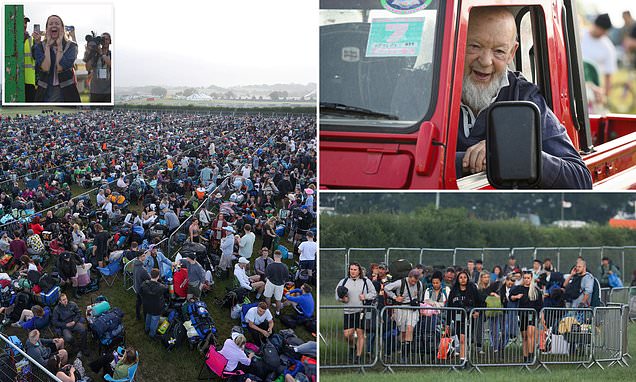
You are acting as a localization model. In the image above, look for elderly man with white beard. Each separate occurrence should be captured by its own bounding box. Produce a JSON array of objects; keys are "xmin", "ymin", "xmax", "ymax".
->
[{"xmin": 457, "ymin": 7, "xmax": 592, "ymax": 189}]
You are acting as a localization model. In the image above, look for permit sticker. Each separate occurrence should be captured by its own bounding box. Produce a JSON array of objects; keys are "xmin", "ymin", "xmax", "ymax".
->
[
  {"xmin": 381, "ymin": 0, "xmax": 432, "ymax": 14},
  {"xmin": 366, "ymin": 18, "xmax": 424, "ymax": 57},
  {"xmin": 342, "ymin": 47, "xmax": 361, "ymax": 62}
]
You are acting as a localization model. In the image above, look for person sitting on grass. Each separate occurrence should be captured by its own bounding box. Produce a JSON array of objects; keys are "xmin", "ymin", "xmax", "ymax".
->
[
  {"xmin": 245, "ymin": 302, "xmax": 274, "ymax": 346},
  {"xmin": 89, "ymin": 346, "xmax": 138, "ymax": 379},
  {"xmin": 12, "ymin": 304, "xmax": 51, "ymax": 330},
  {"xmin": 234, "ymin": 257, "xmax": 265, "ymax": 299},
  {"xmin": 26, "ymin": 329, "xmax": 67, "ymax": 368},
  {"xmin": 283, "ymin": 283, "xmax": 315, "ymax": 320},
  {"xmin": 46, "ymin": 354, "xmax": 76, "ymax": 382}
]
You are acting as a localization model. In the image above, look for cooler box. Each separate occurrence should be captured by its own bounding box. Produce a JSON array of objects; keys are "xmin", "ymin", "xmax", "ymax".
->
[{"xmin": 40, "ymin": 286, "xmax": 60, "ymax": 306}]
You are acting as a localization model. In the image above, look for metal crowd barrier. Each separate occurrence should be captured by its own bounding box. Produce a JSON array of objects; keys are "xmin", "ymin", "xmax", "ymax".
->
[
  {"xmin": 319, "ymin": 305, "xmax": 379, "ymax": 371},
  {"xmin": 536, "ymin": 307, "xmax": 594, "ymax": 370},
  {"xmin": 0, "ymin": 332, "xmax": 63, "ymax": 382},
  {"xmin": 379, "ymin": 305, "xmax": 467, "ymax": 373},
  {"xmin": 468, "ymin": 308, "xmax": 537, "ymax": 372},
  {"xmin": 590, "ymin": 306, "xmax": 623, "ymax": 369}
]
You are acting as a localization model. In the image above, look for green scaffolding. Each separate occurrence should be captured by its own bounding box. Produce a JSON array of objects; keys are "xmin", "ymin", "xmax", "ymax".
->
[{"xmin": 4, "ymin": 5, "xmax": 25, "ymax": 103}]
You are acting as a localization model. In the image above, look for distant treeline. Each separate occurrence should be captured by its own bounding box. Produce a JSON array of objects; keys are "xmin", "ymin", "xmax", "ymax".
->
[
  {"xmin": 115, "ymin": 103, "xmax": 315, "ymax": 114},
  {"xmin": 320, "ymin": 207, "xmax": 636, "ymax": 248}
]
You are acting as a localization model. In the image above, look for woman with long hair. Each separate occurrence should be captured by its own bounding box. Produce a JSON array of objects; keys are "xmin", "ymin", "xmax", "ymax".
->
[
  {"xmin": 33, "ymin": 15, "xmax": 80, "ymax": 102},
  {"xmin": 476, "ymin": 271, "xmax": 499, "ymax": 355},
  {"xmin": 446, "ymin": 270, "xmax": 484, "ymax": 361},
  {"xmin": 510, "ymin": 271, "xmax": 543, "ymax": 363}
]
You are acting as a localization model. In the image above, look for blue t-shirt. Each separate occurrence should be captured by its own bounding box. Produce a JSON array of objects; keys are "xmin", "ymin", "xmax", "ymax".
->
[{"xmin": 286, "ymin": 290, "xmax": 315, "ymax": 318}]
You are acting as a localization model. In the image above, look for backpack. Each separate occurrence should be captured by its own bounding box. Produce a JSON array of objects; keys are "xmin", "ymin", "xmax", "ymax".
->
[
  {"xmin": 590, "ymin": 277, "xmax": 602, "ymax": 308},
  {"xmin": 9, "ymin": 292, "xmax": 31, "ymax": 321},
  {"xmin": 425, "ymin": 287, "xmax": 447, "ymax": 303},
  {"xmin": 261, "ymin": 342, "xmax": 281, "ymax": 371},
  {"xmin": 91, "ymin": 308, "xmax": 124, "ymax": 338},
  {"xmin": 187, "ymin": 301, "xmax": 217, "ymax": 339},
  {"xmin": 390, "ymin": 259, "xmax": 413, "ymax": 280},
  {"xmin": 397, "ymin": 278, "xmax": 421, "ymax": 305},
  {"xmin": 564, "ymin": 274, "xmax": 583, "ymax": 302},
  {"xmin": 162, "ymin": 319, "xmax": 186, "ymax": 351}
]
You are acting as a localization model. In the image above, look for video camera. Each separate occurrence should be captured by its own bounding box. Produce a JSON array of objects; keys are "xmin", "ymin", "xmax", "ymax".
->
[
  {"xmin": 85, "ymin": 31, "xmax": 103, "ymax": 46},
  {"xmin": 83, "ymin": 31, "xmax": 102, "ymax": 64}
]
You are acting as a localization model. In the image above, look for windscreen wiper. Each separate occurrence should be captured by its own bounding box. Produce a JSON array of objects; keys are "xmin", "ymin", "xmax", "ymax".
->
[{"xmin": 320, "ymin": 102, "xmax": 399, "ymax": 120}]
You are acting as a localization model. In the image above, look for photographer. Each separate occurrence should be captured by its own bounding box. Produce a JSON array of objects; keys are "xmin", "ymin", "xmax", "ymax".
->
[
  {"xmin": 33, "ymin": 15, "xmax": 80, "ymax": 102},
  {"xmin": 84, "ymin": 32, "xmax": 111, "ymax": 103},
  {"xmin": 384, "ymin": 269, "xmax": 424, "ymax": 362}
]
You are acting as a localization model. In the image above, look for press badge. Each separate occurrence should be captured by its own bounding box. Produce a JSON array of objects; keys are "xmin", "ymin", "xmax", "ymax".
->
[
  {"xmin": 529, "ymin": 312, "xmax": 534, "ymax": 321},
  {"xmin": 456, "ymin": 313, "xmax": 462, "ymax": 321},
  {"xmin": 98, "ymin": 68, "xmax": 108, "ymax": 79}
]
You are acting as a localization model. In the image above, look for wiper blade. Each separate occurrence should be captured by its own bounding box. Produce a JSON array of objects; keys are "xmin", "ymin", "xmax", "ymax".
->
[{"xmin": 320, "ymin": 102, "xmax": 399, "ymax": 120}]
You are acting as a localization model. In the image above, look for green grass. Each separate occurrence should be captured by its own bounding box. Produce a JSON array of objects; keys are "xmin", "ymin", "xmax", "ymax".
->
[
  {"xmin": 0, "ymin": 106, "xmax": 79, "ymax": 117},
  {"xmin": 319, "ymin": 320, "xmax": 636, "ymax": 382}
]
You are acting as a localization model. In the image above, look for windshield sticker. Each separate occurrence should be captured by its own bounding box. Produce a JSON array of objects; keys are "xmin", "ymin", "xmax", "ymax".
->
[
  {"xmin": 342, "ymin": 47, "xmax": 361, "ymax": 62},
  {"xmin": 381, "ymin": 0, "xmax": 432, "ymax": 14},
  {"xmin": 366, "ymin": 18, "xmax": 424, "ymax": 57}
]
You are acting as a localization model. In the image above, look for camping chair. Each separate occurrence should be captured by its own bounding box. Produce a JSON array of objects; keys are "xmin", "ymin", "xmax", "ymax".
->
[
  {"xmin": 97, "ymin": 257, "xmax": 123, "ymax": 287},
  {"xmin": 197, "ymin": 345, "xmax": 244, "ymax": 380},
  {"xmin": 104, "ymin": 352, "xmax": 139, "ymax": 382},
  {"xmin": 240, "ymin": 302, "xmax": 259, "ymax": 329},
  {"xmin": 123, "ymin": 259, "xmax": 135, "ymax": 292}
]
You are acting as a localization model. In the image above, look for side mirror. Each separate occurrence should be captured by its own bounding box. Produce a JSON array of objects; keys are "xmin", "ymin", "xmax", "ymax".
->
[{"xmin": 486, "ymin": 101, "xmax": 542, "ymax": 189}]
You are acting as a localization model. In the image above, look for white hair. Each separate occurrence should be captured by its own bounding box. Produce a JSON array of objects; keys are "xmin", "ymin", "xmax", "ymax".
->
[{"xmin": 462, "ymin": 69, "xmax": 506, "ymax": 114}]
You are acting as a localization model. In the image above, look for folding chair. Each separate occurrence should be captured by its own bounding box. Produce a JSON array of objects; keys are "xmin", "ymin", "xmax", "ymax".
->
[
  {"xmin": 197, "ymin": 345, "xmax": 244, "ymax": 380},
  {"xmin": 104, "ymin": 357, "xmax": 139, "ymax": 382},
  {"xmin": 123, "ymin": 259, "xmax": 135, "ymax": 292},
  {"xmin": 97, "ymin": 258, "xmax": 123, "ymax": 287}
]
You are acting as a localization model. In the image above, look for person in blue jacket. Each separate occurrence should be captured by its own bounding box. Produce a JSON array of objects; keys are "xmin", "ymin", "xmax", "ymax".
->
[
  {"xmin": 283, "ymin": 283, "xmax": 315, "ymax": 319},
  {"xmin": 456, "ymin": 7, "xmax": 592, "ymax": 189},
  {"xmin": 143, "ymin": 244, "xmax": 173, "ymax": 277}
]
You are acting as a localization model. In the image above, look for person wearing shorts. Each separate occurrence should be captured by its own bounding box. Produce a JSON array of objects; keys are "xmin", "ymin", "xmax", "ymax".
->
[
  {"xmin": 264, "ymin": 250, "xmax": 289, "ymax": 315},
  {"xmin": 510, "ymin": 272, "xmax": 543, "ymax": 363},
  {"xmin": 383, "ymin": 270, "xmax": 423, "ymax": 361}
]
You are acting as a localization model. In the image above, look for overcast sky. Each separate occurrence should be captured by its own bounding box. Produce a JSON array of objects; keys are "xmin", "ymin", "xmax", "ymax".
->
[
  {"xmin": 578, "ymin": 0, "xmax": 636, "ymax": 27},
  {"xmin": 19, "ymin": 0, "xmax": 317, "ymax": 88}
]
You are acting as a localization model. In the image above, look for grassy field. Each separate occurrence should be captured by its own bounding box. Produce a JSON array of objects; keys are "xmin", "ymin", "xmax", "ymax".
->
[
  {"xmin": 320, "ymin": 317, "xmax": 636, "ymax": 382},
  {"xmin": 0, "ymin": 106, "xmax": 79, "ymax": 117}
]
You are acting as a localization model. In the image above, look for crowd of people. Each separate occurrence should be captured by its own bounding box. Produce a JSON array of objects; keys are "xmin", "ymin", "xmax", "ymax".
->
[
  {"xmin": 0, "ymin": 109, "xmax": 317, "ymax": 381},
  {"xmin": 336, "ymin": 255, "xmax": 617, "ymax": 366}
]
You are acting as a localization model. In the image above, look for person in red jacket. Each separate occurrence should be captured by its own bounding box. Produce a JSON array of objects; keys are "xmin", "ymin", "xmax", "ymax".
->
[{"xmin": 173, "ymin": 264, "xmax": 188, "ymax": 299}]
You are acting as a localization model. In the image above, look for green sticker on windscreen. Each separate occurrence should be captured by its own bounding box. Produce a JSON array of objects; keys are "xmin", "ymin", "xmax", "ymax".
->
[{"xmin": 366, "ymin": 18, "xmax": 424, "ymax": 57}]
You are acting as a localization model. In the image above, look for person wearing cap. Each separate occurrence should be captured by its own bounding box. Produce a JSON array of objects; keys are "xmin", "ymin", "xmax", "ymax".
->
[
  {"xmin": 237, "ymin": 224, "xmax": 255, "ymax": 259},
  {"xmin": 383, "ymin": 269, "xmax": 424, "ymax": 362},
  {"xmin": 581, "ymin": 13, "xmax": 617, "ymax": 99},
  {"xmin": 303, "ymin": 187, "xmax": 315, "ymax": 211},
  {"xmin": 219, "ymin": 225, "xmax": 236, "ymax": 276},
  {"xmin": 180, "ymin": 252, "xmax": 210, "ymax": 299},
  {"xmin": 234, "ymin": 257, "xmax": 265, "ymax": 299},
  {"xmin": 263, "ymin": 250, "xmax": 289, "ymax": 316},
  {"xmin": 143, "ymin": 244, "xmax": 173, "ymax": 277}
]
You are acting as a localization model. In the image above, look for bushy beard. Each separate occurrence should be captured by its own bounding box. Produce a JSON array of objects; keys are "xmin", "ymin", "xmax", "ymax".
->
[{"xmin": 462, "ymin": 69, "xmax": 506, "ymax": 114}]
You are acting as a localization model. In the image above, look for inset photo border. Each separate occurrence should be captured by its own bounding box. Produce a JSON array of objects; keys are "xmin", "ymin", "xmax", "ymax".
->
[{"xmin": 2, "ymin": 2, "xmax": 114, "ymax": 105}]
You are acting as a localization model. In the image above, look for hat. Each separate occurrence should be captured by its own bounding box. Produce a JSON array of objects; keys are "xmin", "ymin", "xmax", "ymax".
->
[
  {"xmin": 223, "ymin": 226, "xmax": 235, "ymax": 233},
  {"xmin": 231, "ymin": 332, "xmax": 241, "ymax": 341},
  {"xmin": 238, "ymin": 257, "xmax": 249, "ymax": 265},
  {"xmin": 150, "ymin": 203, "xmax": 156, "ymax": 211},
  {"xmin": 378, "ymin": 262, "xmax": 389, "ymax": 270},
  {"xmin": 304, "ymin": 188, "xmax": 314, "ymax": 195},
  {"xmin": 215, "ymin": 193, "xmax": 222, "ymax": 198},
  {"xmin": 149, "ymin": 244, "xmax": 156, "ymax": 251},
  {"xmin": 336, "ymin": 285, "xmax": 349, "ymax": 299},
  {"xmin": 24, "ymin": 17, "xmax": 30, "ymax": 22},
  {"xmin": 594, "ymin": 13, "xmax": 612, "ymax": 30},
  {"xmin": 300, "ymin": 205, "xmax": 309, "ymax": 210}
]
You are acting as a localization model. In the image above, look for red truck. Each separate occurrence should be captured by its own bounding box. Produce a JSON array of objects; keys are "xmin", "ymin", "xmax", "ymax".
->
[{"xmin": 319, "ymin": 0, "xmax": 636, "ymax": 189}]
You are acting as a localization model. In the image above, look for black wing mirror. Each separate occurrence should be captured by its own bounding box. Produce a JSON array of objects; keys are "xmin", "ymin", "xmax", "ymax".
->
[{"xmin": 486, "ymin": 101, "xmax": 542, "ymax": 189}]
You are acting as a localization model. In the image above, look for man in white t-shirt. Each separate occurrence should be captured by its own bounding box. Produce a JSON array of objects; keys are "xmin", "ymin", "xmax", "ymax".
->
[
  {"xmin": 298, "ymin": 231, "xmax": 317, "ymax": 275},
  {"xmin": 580, "ymin": 13, "xmax": 617, "ymax": 99},
  {"xmin": 237, "ymin": 224, "xmax": 255, "ymax": 259},
  {"xmin": 245, "ymin": 301, "xmax": 274, "ymax": 346}
]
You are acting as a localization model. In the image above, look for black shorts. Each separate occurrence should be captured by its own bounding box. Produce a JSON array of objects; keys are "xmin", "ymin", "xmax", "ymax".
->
[
  {"xmin": 343, "ymin": 312, "xmax": 365, "ymax": 330},
  {"xmin": 519, "ymin": 311, "xmax": 536, "ymax": 331}
]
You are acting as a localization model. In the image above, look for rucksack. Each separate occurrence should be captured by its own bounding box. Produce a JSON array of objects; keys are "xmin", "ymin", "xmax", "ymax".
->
[
  {"xmin": 92, "ymin": 308, "xmax": 124, "ymax": 338},
  {"xmin": 425, "ymin": 287, "xmax": 447, "ymax": 303},
  {"xmin": 261, "ymin": 342, "xmax": 281, "ymax": 371},
  {"xmin": 390, "ymin": 259, "xmax": 413, "ymax": 280},
  {"xmin": 9, "ymin": 292, "xmax": 31, "ymax": 321},
  {"xmin": 162, "ymin": 319, "xmax": 186, "ymax": 351},
  {"xmin": 268, "ymin": 333, "xmax": 284, "ymax": 353},
  {"xmin": 187, "ymin": 301, "xmax": 217, "ymax": 339},
  {"xmin": 564, "ymin": 274, "xmax": 583, "ymax": 302},
  {"xmin": 590, "ymin": 277, "xmax": 602, "ymax": 308}
]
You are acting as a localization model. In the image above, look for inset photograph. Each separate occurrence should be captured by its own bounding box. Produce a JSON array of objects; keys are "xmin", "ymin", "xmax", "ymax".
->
[
  {"xmin": 3, "ymin": 3, "xmax": 113, "ymax": 104},
  {"xmin": 320, "ymin": 192, "xmax": 636, "ymax": 379}
]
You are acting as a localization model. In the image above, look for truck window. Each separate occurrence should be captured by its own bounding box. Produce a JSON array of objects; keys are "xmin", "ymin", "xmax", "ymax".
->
[
  {"xmin": 320, "ymin": 0, "xmax": 441, "ymax": 131},
  {"xmin": 517, "ymin": 11, "xmax": 535, "ymax": 83}
]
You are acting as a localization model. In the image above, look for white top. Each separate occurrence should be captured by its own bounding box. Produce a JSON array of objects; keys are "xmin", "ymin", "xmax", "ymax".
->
[
  {"xmin": 238, "ymin": 232, "xmax": 255, "ymax": 259},
  {"xmin": 580, "ymin": 29, "xmax": 617, "ymax": 75},
  {"xmin": 298, "ymin": 240, "xmax": 317, "ymax": 261},
  {"xmin": 234, "ymin": 263, "xmax": 252, "ymax": 290},
  {"xmin": 245, "ymin": 306, "xmax": 273, "ymax": 325}
]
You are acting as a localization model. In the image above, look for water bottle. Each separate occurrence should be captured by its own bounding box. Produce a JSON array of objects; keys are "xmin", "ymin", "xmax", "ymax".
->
[{"xmin": 168, "ymin": 277, "xmax": 174, "ymax": 296}]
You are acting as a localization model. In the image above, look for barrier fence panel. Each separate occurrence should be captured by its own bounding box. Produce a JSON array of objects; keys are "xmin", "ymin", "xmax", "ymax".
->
[
  {"xmin": 620, "ymin": 304, "xmax": 631, "ymax": 364},
  {"xmin": 483, "ymin": 248, "xmax": 512, "ymax": 273},
  {"xmin": 537, "ymin": 307, "xmax": 594, "ymax": 369},
  {"xmin": 630, "ymin": 287, "xmax": 636, "ymax": 321},
  {"xmin": 386, "ymin": 248, "xmax": 421, "ymax": 269},
  {"xmin": 320, "ymin": 248, "xmax": 348, "ymax": 299},
  {"xmin": 600, "ymin": 288, "xmax": 611, "ymax": 306},
  {"xmin": 420, "ymin": 248, "xmax": 454, "ymax": 270},
  {"xmin": 510, "ymin": 247, "xmax": 534, "ymax": 269},
  {"xmin": 319, "ymin": 305, "xmax": 379, "ymax": 371},
  {"xmin": 453, "ymin": 248, "xmax": 483, "ymax": 267},
  {"xmin": 591, "ymin": 306, "xmax": 623, "ymax": 369},
  {"xmin": 609, "ymin": 287, "xmax": 630, "ymax": 305},
  {"xmin": 534, "ymin": 248, "xmax": 560, "ymax": 271},
  {"xmin": 468, "ymin": 308, "xmax": 538, "ymax": 372},
  {"xmin": 0, "ymin": 333, "xmax": 63, "ymax": 382},
  {"xmin": 559, "ymin": 247, "xmax": 582, "ymax": 274},
  {"xmin": 347, "ymin": 248, "xmax": 387, "ymax": 274},
  {"xmin": 379, "ymin": 306, "xmax": 467, "ymax": 372},
  {"xmin": 624, "ymin": 247, "xmax": 636, "ymax": 285}
]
